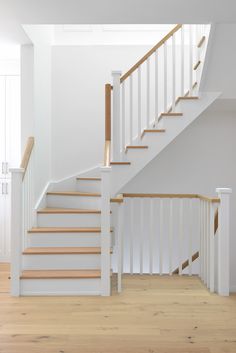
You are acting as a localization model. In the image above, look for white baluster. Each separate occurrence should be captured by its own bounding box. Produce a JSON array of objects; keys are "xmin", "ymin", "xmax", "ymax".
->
[
  {"xmin": 146, "ymin": 57, "xmax": 150, "ymax": 128},
  {"xmin": 206, "ymin": 201, "xmax": 210, "ymax": 288},
  {"xmin": 149, "ymin": 198, "xmax": 154, "ymax": 275},
  {"xmin": 172, "ymin": 34, "xmax": 176, "ymax": 112},
  {"xmin": 181, "ymin": 25, "xmax": 185, "ymax": 96},
  {"xmin": 188, "ymin": 198, "xmax": 193, "ymax": 276},
  {"xmin": 140, "ymin": 198, "xmax": 143, "ymax": 274},
  {"xmin": 155, "ymin": 50, "xmax": 158, "ymax": 123},
  {"xmin": 199, "ymin": 199, "xmax": 203, "ymax": 280},
  {"xmin": 129, "ymin": 75, "xmax": 133, "ymax": 145},
  {"xmin": 209, "ymin": 202, "xmax": 215, "ymax": 293},
  {"xmin": 130, "ymin": 198, "xmax": 133, "ymax": 275},
  {"xmin": 138, "ymin": 66, "xmax": 141, "ymax": 141},
  {"xmin": 112, "ymin": 71, "xmax": 122, "ymax": 161},
  {"xmin": 10, "ymin": 168, "xmax": 24, "ymax": 296},
  {"xmin": 169, "ymin": 198, "xmax": 173, "ymax": 275},
  {"xmin": 189, "ymin": 25, "xmax": 193, "ymax": 96},
  {"xmin": 121, "ymin": 81, "xmax": 126, "ymax": 157},
  {"xmin": 164, "ymin": 41, "xmax": 167, "ymax": 112},
  {"xmin": 117, "ymin": 201, "xmax": 124, "ymax": 293},
  {"xmin": 100, "ymin": 166, "xmax": 111, "ymax": 296},
  {"xmin": 179, "ymin": 198, "xmax": 183, "ymax": 275},
  {"xmin": 216, "ymin": 188, "xmax": 232, "ymax": 296},
  {"xmin": 159, "ymin": 198, "xmax": 163, "ymax": 275}
]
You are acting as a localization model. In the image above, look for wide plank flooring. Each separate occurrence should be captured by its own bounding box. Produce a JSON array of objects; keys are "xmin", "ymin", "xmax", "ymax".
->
[{"xmin": 0, "ymin": 263, "xmax": 236, "ymax": 353}]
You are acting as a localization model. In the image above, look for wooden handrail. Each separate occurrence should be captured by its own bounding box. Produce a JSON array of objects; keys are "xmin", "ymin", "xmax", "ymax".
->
[
  {"xmin": 104, "ymin": 140, "xmax": 111, "ymax": 167},
  {"xmin": 214, "ymin": 208, "xmax": 218, "ymax": 234},
  {"xmin": 120, "ymin": 24, "xmax": 182, "ymax": 83},
  {"xmin": 20, "ymin": 137, "xmax": 34, "ymax": 179},
  {"xmin": 105, "ymin": 83, "xmax": 111, "ymax": 141},
  {"xmin": 198, "ymin": 195, "xmax": 220, "ymax": 203}
]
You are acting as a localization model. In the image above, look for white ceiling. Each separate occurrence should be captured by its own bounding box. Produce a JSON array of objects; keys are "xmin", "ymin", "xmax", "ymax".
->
[{"xmin": 0, "ymin": 0, "xmax": 235, "ymax": 45}]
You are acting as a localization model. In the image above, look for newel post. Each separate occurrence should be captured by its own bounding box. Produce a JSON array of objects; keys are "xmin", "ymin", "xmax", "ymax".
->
[
  {"xmin": 112, "ymin": 71, "xmax": 122, "ymax": 161},
  {"xmin": 100, "ymin": 166, "xmax": 112, "ymax": 296},
  {"xmin": 216, "ymin": 187, "xmax": 232, "ymax": 296},
  {"xmin": 10, "ymin": 168, "xmax": 24, "ymax": 296}
]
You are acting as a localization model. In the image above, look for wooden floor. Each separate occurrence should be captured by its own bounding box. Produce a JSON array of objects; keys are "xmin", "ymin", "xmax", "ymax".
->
[{"xmin": 0, "ymin": 263, "xmax": 236, "ymax": 353}]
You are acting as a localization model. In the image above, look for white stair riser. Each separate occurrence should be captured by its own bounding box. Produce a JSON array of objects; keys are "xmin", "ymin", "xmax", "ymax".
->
[
  {"xmin": 28, "ymin": 233, "xmax": 101, "ymax": 247},
  {"xmin": 47, "ymin": 195, "xmax": 101, "ymax": 209},
  {"xmin": 76, "ymin": 180, "xmax": 101, "ymax": 193},
  {"xmin": 23, "ymin": 254, "xmax": 101, "ymax": 270},
  {"xmin": 20, "ymin": 278, "xmax": 101, "ymax": 296},
  {"xmin": 37, "ymin": 213, "xmax": 101, "ymax": 227}
]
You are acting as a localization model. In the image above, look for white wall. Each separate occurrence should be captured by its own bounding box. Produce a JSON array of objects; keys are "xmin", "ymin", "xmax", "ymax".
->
[
  {"xmin": 34, "ymin": 44, "xmax": 52, "ymax": 200},
  {"xmin": 121, "ymin": 99, "xmax": 236, "ymax": 290},
  {"xmin": 21, "ymin": 44, "xmax": 34, "ymax": 153},
  {"xmin": 201, "ymin": 24, "xmax": 236, "ymax": 98},
  {"xmin": 51, "ymin": 45, "xmax": 151, "ymax": 181}
]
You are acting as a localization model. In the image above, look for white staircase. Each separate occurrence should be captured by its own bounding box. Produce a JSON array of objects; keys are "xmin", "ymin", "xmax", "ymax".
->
[{"xmin": 11, "ymin": 23, "xmax": 224, "ymax": 297}]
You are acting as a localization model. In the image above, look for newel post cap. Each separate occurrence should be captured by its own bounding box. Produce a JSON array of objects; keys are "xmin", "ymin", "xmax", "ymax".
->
[{"xmin": 216, "ymin": 188, "xmax": 232, "ymax": 194}]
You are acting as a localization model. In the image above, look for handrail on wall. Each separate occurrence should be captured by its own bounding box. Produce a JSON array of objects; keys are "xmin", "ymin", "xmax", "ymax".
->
[{"xmin": 20, "ymin": 136, "xmax": 34, "ymax": 179}]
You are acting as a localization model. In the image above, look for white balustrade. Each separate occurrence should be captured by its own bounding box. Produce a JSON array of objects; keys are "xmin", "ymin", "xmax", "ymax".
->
[
  {"xmin": 114, "ymin": 190, "xmax": 230, "ymax": 296},
  {"xmin": 110, "ymin": 25, "xmax": 210, "ymax": 159}
]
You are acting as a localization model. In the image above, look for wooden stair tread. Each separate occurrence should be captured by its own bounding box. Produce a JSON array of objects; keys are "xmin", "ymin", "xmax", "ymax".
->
[
  {"xmin": 160, "ymin": 113, "xmax": 183, "ymax": 117},
  {"xmin": 22, "ymin": 247, "xmax": 111, "ymax": 255},
  {"xmin": 126, "ymin": 145, "xmax": 148, "ymax": 150},
  {"xmin": 110, "ymin": 162, "xmax": 131, "ymax": 165},
  {"xmin": 193, "ymin": 60, "xmax": 201, "ymax": 70},
  {"xmin": 178, "ymin": 96, "xmax": 199, "ymax": 100},
  {"xmin": 28, "ymin": 227, "xmax": 110, "ymax": 233},
  {"xmin": 47, "ymin": 191, "xmax": 101, "ymax": 197},
  {"xmin": 142, "ymin": 129, "xmax": 166, "ymax": 137},
  {"xmin": 197, "ymin": 36, "xmax": 206, "ymax": 48},
  {"xmin": 37, "ymin": 208, "xmax": 102, "ymax": 214},
  {"xmin": 20, "ymin": 269, "xmax": 101, "ymax": 279},
  {"xmin": 76, "ymin": 177, "xmax": 101, "ymax": 181}
]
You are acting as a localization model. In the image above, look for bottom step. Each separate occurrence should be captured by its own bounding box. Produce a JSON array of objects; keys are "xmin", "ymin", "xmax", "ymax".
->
[
  {"xmin": 21, "ymin": 269, "xmax": 101, "ymax": 279},
  {"xmin": 20, "ymin": 270, "xmax": 101, "ymax": 296}
]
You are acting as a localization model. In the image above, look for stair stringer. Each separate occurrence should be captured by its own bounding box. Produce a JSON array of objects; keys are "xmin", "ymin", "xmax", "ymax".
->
[{"xmin": 110, "ymin": 91, "xmax": 221, "ymax": 196}]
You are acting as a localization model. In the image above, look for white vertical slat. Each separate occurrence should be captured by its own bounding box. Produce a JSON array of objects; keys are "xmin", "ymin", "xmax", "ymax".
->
[
  {"xmin": 164, "ymin": 41, "xmax": 167, "ymax": 112},
  {"xmin": 181, "ymin": 25, "xmax": 185, "ymax": 96},
  {"xmin": 130, "ymin": 198, "xmax": 133, "ymax": 275},
  {"xmin": 159, "ymin": 198, "xmax": 163, "ymax": 275},
  {"xmin": 117, "ymin": 202, "xmax": 124, "ymax": 293},
  {"xmin": 155, "ymin": 50, "xmax": 158, "ymax": 123},
  {"xmin": 199, "ymin": 199, "xmax": 203, "ymax": 280},
  {"xmin": 138, "ymin": 66, "xmax": 141, "ymax": 141},
  {"xmin": 146, "ymin": 57, "xmax": 150, "ymax": 128},
  {"xmin": 169, "ymin": 198, "xmax": 173, "ymax": 275},
  {"xmin": 189, "ymin": 25, "xmax": 193, "ymax": 96},
  {"xmin": 188, "ymin": 198, "xmax": 193, "ymax": 276},
  {"xmin": 203, "ymin": 201, "xmax": 207, "ymax": 284},
  {"xmin": 207, "ymin": 201, "xmax": 210, "ymax": 288},
  {"xmin": 149, "ymin": 198, "xmax": 154, "ymax": 274},
  {"xmin": 209, "ymin": 202, "xmax": 215, "ymax": 293},
  {"xmin": 202, "ymin": 201, "xmax": 205, "ymax": 283},
  {"xmin": 129, "ymin": 75, "xmax": 133, "ymax": 145},
  {"xmin": 179, "ymin": 198, "xmax": 184, "ymax": 275},
  {"xmin": 172, "ymin": 34, "xmax": 176, "ymax": 112},
  {"xmin": 112, "ymin": 71, "xmax": 122, "ymax": 161},
  {"xmin": 140, "ymin": 198, "xmax": 143, "ymax": 274},
  {"xmin": 121, "ymin": 81, "xmax": 126, "ymax": 155}
]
